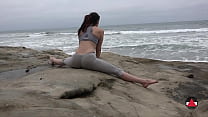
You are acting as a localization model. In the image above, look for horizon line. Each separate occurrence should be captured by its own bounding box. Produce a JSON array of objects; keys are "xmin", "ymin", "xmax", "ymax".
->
[{"xmin": 1, "ymin": 19, "xmax": 208, "ymax": 33}]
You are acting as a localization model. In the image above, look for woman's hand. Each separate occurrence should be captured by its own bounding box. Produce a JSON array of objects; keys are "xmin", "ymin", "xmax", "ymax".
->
[{"xmin": 96, "ymin": 29, "xmax": 104, "ymax": 58}]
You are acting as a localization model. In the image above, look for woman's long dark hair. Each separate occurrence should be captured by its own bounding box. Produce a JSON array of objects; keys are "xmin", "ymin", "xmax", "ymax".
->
[{"xmin": 78, "ymin": 12, "xmax": 100, "ymax": 36}]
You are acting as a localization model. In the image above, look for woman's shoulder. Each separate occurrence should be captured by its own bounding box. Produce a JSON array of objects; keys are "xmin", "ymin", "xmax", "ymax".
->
[{"xmin": 92, "ymin": 26, "xmax": 104, "ymax": 33}]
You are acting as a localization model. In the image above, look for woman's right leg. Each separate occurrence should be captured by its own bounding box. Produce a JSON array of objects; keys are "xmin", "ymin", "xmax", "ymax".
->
[
  {"xmin": 82, "ymin": 54, "xmax": 158, "ymax": 88},
  {"xmin": 91, "ymin": 59, "xmax": 158, "ymax": 88},
  {"xmin": 120, "ymin": 72, "xmax": 158, "ymax": 88}
]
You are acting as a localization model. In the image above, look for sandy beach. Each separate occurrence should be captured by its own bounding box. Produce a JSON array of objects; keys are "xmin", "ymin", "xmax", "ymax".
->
[{"xmin": 0, "ymin": 46, "xmax": 208, "ymax": 117}]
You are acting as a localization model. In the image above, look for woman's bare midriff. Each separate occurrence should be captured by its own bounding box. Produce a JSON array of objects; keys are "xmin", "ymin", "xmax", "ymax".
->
[{"xmin": 76, "ymin": 41, "xmax": 96, "ymax": 54}]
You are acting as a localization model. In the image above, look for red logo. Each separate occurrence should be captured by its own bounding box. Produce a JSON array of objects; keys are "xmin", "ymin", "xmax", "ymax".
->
[{"xmin": 185, "ymin": 97, "xmax": 198, "ymax": 109}]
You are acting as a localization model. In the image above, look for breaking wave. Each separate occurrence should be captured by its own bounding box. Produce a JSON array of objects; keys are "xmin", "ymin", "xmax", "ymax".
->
[{"xmin": 105, "ymin": 28, "xmax": 208, "ymax": 35}]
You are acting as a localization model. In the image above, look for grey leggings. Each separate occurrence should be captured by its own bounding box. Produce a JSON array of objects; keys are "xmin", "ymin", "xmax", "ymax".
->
[{"xmin": 63, "ymin": 53, "xmax": 123, "ymax": 77}]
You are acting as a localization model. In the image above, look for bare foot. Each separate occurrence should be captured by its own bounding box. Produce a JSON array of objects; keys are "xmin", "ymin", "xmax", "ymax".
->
[
  {"xmin": 48, "ymin": 56, "xmax": 64, "ymax": 67},
  {"xmin": 49, "ymin": 56, "xmax": 55, "ymax": 62},
  {"xmin": 48, "ymin": 56, "xmax": 55, "ymax": 66},
  {"xmin": 142, "ymin": 79, "xmax": 158, "ymax": 88}
]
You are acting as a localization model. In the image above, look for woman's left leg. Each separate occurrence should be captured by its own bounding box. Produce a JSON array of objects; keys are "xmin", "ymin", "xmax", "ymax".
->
[
  {"xmin": 49, "ymin": 55, "xmax": 80, "ymax": 68},
  {"xmin": 49, "ymin": 57, "xmax": 65, "ymax": 66}
]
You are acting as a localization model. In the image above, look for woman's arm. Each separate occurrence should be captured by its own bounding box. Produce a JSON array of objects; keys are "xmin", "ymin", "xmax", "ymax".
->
[{"xmin": 96, "ymin": 30, "xmax": 104, "ymax": 58}]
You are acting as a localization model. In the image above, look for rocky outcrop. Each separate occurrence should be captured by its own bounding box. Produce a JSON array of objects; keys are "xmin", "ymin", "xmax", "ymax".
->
[
  {"xmin": 0, "ymin": 46, "xmax": 69, "ymax": 72},
  {"xmin": 0, "ymin": 46, "xmax": 207, "ymax": 117}
]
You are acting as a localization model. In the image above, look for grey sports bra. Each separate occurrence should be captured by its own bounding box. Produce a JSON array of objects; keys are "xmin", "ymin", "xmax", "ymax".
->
[{"xmin": 79, "ymin": 26, "xmax": 99, "ymax": 44}]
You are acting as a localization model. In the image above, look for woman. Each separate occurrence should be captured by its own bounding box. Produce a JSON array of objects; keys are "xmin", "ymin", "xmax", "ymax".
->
[{"xmin": 49, "ymin": 12, "xmax": 158, "ymax": 88}]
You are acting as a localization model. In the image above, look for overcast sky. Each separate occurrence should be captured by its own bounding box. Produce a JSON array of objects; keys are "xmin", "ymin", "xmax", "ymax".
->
[{"xmin": 0, "ymin": 0, "xmax": 208, "ymax": 31}]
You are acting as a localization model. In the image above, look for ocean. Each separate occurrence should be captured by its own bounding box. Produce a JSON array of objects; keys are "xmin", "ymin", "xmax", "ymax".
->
[{"xmin": 0, "ymin": 20, "xmax": 208, "ymax": 62}]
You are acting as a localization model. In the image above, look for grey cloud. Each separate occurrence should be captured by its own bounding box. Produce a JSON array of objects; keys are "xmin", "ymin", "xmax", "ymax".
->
[{"xmin": 0, "ymin": 0, "xmax": 208, "ymax": 31}]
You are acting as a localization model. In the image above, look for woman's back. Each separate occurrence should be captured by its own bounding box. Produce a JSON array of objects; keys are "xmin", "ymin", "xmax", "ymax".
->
[{"xmin": 76, "ymin": 26, "xmax": 104, "ymax": 56}]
